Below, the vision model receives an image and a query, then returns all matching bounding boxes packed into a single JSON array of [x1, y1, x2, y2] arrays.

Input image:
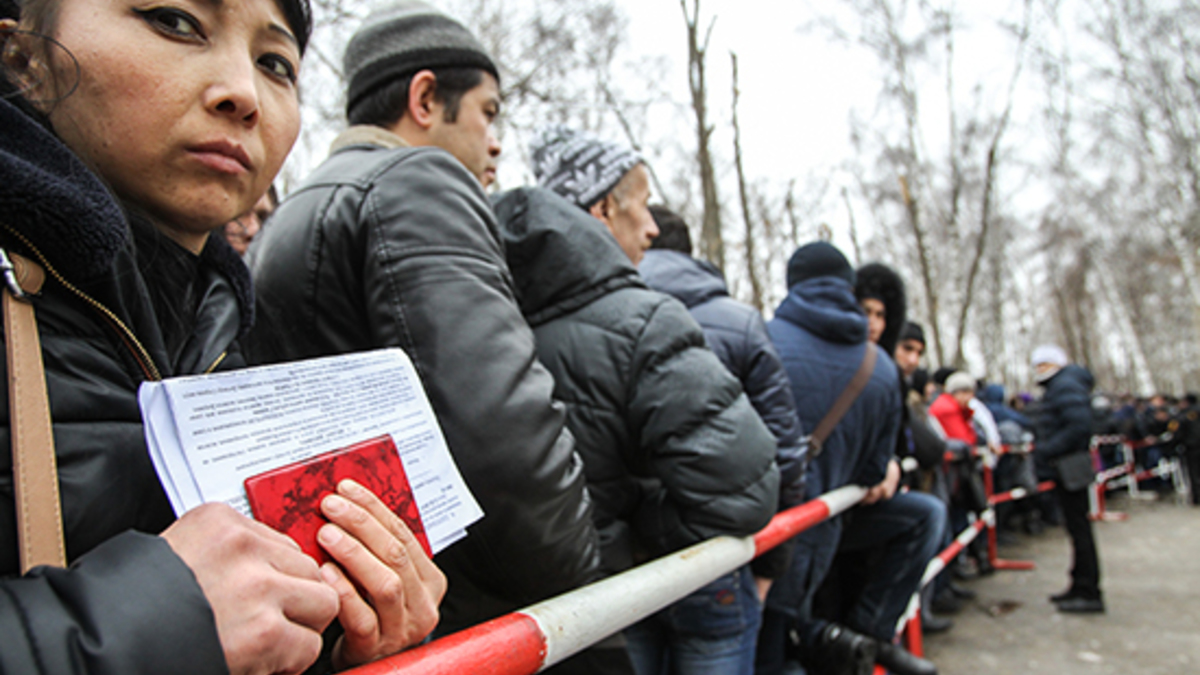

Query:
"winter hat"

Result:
[[529, 126, 643, 210], [1031, 344, 1069, 369], [899, 321, 926, 346], [343, 1, 499, 117], [786, 241, 855, 289], [945, 372, 976, 394]]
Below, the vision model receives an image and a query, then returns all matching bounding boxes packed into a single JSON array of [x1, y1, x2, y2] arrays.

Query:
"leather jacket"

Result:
[[247, 127, 601, 632]]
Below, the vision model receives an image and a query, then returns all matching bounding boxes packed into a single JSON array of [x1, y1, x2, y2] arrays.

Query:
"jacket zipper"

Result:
[[4, 227, 164, 382]]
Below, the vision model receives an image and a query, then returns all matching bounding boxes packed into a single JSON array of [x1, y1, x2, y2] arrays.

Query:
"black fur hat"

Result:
[[854, 262, 907, 356]]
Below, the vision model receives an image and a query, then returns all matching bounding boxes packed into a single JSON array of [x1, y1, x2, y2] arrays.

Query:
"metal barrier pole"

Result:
[[345, 485, 868, 675], [983, 447, 1035, 571]]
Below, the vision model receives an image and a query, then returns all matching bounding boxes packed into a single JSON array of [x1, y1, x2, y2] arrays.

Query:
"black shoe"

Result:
[[874, 640, 938, 675], [920, 610, 954, 634], [1049, 588, 1078, 604], [1056, 597, 1105, 614], [929, 589, 962, 615], [947, 582, 977, 600], [806, 623, 877, 675]]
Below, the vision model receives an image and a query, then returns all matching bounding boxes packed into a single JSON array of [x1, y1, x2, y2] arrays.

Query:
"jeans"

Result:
[[836, 491, 946, 640], [625, 565, 762, 675]]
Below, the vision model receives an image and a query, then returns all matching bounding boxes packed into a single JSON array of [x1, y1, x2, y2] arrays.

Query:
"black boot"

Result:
[[804, 623, 877, 675], [947, 582, 977, 600], [920, 609, 954, 634], [874, 640, 938, 675]]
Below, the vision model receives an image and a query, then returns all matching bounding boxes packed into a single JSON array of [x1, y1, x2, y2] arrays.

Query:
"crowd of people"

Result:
[[0, 0, 1189, 674]]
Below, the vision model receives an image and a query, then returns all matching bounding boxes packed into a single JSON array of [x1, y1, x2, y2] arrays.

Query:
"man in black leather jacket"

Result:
[[248, 1, 601, 642]]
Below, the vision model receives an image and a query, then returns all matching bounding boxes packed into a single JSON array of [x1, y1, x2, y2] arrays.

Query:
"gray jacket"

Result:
[[494, 188, 779, 573], [247, 127, 600, 631]]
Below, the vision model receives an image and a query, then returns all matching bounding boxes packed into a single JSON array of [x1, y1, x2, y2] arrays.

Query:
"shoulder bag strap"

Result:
[[1, 248, 66, 572], [809, 344, 879, 456]]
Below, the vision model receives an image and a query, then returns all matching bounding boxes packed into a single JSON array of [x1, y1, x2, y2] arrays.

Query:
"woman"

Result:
[[0, 0, 443, 672]]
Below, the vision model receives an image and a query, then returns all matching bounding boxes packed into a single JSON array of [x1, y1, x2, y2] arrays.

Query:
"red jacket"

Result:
[[930, 393, 977, 446]]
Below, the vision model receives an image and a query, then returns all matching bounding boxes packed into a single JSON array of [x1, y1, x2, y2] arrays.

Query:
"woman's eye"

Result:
[[259, 54, 297, 83], [135, 7, 204, 40]]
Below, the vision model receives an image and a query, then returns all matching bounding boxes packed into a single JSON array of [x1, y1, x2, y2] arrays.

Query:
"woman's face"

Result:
[[22, 0, 301, 252]]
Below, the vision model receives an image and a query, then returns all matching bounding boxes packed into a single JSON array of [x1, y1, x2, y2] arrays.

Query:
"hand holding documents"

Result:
[[139, 349, 482, 556]]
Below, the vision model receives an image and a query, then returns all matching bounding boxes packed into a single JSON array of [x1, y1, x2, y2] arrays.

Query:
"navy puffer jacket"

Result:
[[639, 250, 806, 503], [1033, 364, 1095, 480]]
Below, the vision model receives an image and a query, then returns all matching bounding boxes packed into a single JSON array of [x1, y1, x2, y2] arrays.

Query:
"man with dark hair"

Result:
[[247, 0, 603, 649], [506, 130, 780, 675], [759, 242, 934, 675]]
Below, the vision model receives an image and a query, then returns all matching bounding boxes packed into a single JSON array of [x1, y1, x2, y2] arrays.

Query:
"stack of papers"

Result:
[[139, 348, 482, 554]]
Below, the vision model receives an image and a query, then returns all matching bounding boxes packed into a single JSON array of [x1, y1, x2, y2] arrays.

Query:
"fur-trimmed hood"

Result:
[[855, 262, 907, 355]]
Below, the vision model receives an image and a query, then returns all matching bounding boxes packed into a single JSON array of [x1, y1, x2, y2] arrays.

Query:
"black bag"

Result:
[[1054, 451, 1095, 492]]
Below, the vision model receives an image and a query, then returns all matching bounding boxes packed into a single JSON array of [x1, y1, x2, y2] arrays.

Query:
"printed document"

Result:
[[139, 348, 482, 553]]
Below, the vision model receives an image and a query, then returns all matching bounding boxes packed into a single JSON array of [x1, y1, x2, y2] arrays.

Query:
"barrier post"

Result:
[[982, 452, 1035, 571]]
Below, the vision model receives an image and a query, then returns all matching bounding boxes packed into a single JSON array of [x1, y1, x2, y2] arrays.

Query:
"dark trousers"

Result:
[[1186, 450, 1200, 505], [1057, 486, 1101, 598]]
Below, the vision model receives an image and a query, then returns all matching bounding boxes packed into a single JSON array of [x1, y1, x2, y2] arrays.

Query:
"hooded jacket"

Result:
[[639, 249, 806, 503], [767, 278, 899, 500], [0, 95, 242, 674], [247, 127, 599, 631], [494, 188, 779, 573], [853, 262, 907, 356], [1032, 364, 1095, 480]]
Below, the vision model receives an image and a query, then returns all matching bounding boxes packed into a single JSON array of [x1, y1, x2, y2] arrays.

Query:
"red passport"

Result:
[[244, 435, 431, 564]]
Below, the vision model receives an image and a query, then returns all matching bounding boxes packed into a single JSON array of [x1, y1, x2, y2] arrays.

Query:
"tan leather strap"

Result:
[[2, 249, 65, 572], [809, 344, 879, 456]]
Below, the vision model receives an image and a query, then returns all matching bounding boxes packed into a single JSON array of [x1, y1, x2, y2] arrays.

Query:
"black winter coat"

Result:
[[247, 127, 600, 631], [494, 189, 779, 574], [0, 96, 243, 674], [1033, 364, 1095, 481], [639, 249, 806, 503]]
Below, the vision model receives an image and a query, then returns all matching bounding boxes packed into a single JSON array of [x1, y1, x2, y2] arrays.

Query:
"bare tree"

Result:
[[730, 53, 764, 310], [681, 0, 726, 271]]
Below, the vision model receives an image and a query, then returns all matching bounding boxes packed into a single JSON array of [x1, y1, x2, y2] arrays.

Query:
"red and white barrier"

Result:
[[344, 485, 868, 675]]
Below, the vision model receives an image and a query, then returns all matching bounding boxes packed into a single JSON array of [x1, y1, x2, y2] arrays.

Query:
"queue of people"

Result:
[[0, 0, 1165, 673]]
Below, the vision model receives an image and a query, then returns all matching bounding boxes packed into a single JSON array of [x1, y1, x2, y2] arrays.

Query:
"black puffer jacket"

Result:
[[0, 96, 240, 674], [494, 188, 779, 573], [639, 249, 806, 503], [247, 127, 599, 631], [1033, 364, 1095, 481]]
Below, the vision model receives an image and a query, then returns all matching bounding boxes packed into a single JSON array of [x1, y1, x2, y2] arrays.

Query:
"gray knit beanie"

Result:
[[344, 1, 499, 116], [530, 126, 644, 210]]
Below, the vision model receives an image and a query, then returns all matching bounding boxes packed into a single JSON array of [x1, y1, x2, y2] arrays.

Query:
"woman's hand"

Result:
[[163, 503, 340, 675], [317, 479, 447, 669]]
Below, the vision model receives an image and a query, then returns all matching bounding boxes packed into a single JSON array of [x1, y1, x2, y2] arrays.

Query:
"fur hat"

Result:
[[343, 1, 498, 116]]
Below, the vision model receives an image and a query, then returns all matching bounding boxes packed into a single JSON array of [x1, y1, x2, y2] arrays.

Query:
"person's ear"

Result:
[[588, 195, 612, 227], [1, 21, 51, 101], [406, 70, 440, 130]]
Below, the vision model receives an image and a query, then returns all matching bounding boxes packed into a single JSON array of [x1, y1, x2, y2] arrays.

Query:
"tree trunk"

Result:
[[730, 53, 763, 311], [681, 0, 725, 270]]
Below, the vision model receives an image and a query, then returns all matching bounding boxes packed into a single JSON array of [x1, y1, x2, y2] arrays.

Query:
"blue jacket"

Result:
[[980, 383, 1032, 429], [640, 250, 807, 504], [767, 278, 900, 499], [1033, 364, 1095, 479]]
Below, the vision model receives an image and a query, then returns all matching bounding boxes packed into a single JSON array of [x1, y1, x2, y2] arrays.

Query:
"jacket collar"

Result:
[[330, 125, 413, 155], [0, 96, 129, 283]]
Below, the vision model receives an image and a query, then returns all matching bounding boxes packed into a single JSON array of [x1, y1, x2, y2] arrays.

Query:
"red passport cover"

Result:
[[244, 435, 432, 564]]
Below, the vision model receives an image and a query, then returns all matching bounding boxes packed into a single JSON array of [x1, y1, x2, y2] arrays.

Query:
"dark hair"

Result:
[[7, 0, 310, 52], [932, 367, 956, 387], [346, 66, 484, 128], [648, 204, 692, 254]]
